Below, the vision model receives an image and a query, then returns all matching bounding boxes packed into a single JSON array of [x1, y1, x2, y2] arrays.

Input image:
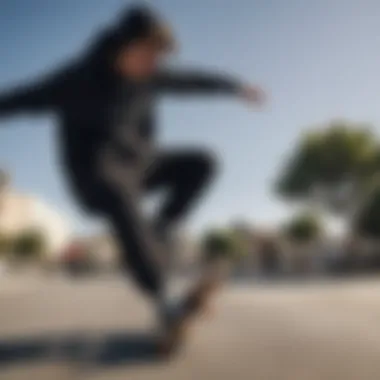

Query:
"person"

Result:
[[0, 6, 265, 329]]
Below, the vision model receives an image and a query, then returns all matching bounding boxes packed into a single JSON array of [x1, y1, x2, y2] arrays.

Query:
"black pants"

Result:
[[91, 148, 217, 299]]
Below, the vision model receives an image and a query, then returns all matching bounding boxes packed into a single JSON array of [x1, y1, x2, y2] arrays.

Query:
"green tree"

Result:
[[0, 233, 12, 256], [13, 229, 47, 261], [276, 121, 379, 214], [282, 211, 323, 243], [201, 229, 243, 263]]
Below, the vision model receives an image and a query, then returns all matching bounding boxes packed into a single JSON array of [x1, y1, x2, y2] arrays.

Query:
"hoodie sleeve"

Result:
[[0, 64, 80, 118], [155, 68, 242, 95]]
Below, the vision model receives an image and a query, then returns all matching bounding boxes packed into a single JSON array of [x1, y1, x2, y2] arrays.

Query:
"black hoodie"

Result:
[[0, 6, 241, 210]]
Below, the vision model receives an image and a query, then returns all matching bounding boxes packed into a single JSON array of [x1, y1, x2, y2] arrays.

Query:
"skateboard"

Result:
[[157, 259, 230, 357]]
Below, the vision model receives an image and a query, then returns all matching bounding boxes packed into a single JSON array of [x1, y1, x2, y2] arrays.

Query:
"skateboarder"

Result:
[[0, 5, 265, 348]]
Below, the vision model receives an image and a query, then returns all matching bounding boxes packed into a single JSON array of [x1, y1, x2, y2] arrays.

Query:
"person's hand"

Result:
[[240, 85, 266, 107]]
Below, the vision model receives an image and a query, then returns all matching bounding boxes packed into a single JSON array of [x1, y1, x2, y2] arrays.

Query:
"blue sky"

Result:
[[0, 0, 380, 235]]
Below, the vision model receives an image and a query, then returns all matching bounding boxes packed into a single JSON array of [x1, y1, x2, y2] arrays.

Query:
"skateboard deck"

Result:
[[157, 260, 230, 357]]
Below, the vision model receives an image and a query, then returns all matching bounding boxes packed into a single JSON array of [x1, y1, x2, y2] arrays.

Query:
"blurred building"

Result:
[[0, 170, 72, 258], [230, 223, 328, 276]]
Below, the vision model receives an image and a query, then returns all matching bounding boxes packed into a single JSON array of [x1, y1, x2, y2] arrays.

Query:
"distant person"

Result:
[[0, 5, 265, 349]]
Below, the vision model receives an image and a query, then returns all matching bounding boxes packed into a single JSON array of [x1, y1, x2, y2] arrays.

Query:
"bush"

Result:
[[12, 229, 47, 261], [283, 212, 323, 243], [0, 233, 12, 256], [201, 229, 242, 263]]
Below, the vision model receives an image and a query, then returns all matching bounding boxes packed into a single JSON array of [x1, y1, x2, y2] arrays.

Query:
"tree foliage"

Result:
[[0, 233, 12, 255], [282, 211, 323, 243], [201, 229, 242, 263], [13, 229, 47, 260], [276, 122, 380, 214]]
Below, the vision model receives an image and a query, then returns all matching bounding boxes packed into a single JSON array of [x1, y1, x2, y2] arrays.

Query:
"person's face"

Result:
[[115, 39, 165, 80]]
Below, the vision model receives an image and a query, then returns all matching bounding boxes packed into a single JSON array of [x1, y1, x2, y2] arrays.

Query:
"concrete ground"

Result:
[[0, 274, 380, 380]]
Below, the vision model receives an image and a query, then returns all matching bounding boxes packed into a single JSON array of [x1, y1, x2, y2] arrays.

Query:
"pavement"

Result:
[[0, 274, 380, 380]]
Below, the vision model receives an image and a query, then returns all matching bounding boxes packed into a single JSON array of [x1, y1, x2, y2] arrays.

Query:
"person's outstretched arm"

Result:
[[0, 64, 80, 118], [155, 68, 265, 104]]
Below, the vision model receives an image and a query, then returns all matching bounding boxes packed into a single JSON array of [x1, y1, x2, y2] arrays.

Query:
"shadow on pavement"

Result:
[[0, 330, 163, 369]]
